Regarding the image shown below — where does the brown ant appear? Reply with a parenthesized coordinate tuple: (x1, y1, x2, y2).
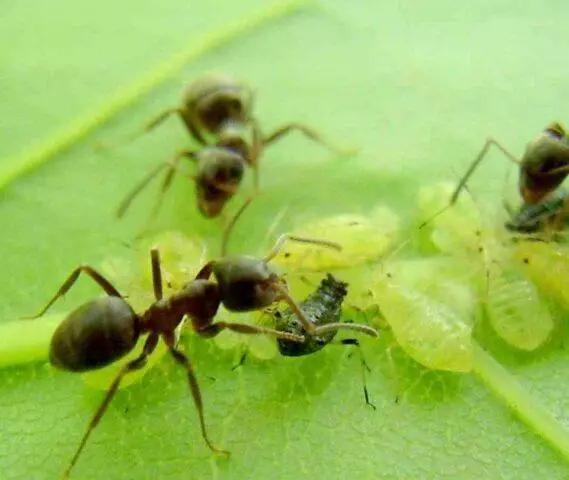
(25, 199, 375, 478)
(113, 73, 352, 220)
(452, 122, 569, 206)
(421, 122, 569, 228)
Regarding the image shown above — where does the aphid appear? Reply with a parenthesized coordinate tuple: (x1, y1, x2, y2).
(27, 200, 376, 478)
(363, 257, 478, 372)
(115, 73, 351, 220)
(275, 273, 376, 408)
(513, 240, 569, 311)
(270, 205, 401, 271)
(417, 182, 555, 352)
(505, 188, 569, 235)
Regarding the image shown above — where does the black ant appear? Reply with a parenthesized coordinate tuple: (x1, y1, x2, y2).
(112, 73, 352, 220)
(25, 198, 362, 478)
(274, 273, 378, 409)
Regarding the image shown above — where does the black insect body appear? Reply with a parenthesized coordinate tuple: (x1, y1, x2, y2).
(274, 274, 376, 409)
(506, 188, 569, 234)
(276, 274, 348, 356)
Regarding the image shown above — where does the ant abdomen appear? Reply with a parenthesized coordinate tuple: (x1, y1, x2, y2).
(50, 297, 140, 372)
(182, 74, 252, 136)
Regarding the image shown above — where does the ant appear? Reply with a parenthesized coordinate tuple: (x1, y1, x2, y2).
(113, 73, 351, 220)
(274, 273, 378, 409)
(25, 198, 359, 478)
(421, 123, 569, 229)
(451, 122, 569, 206)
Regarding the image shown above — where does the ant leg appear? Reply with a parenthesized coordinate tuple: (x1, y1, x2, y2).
(273, 285, 379, 339)
(250, 118, 263, 190)
(221, 195, 258, 256)
(62, 333, 159, 479)
(450, 138, 520, 206)
(98, 109, 181, 151)
(338, 338, 375, 410)
(162, 333, 229, 456)
(116, 150, 195, 219)
(198, 322, 305, 343)
(419, 138, 520, 230)
(264, 234, 342, 263)
(150, 248, 163, 301)
(263, 123, 357, 157)
(24, 267, 123, 319)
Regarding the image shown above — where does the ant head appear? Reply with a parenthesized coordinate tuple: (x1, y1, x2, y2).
(195, 148, 245, 217)
(212, 256, 285, 312)
(183, 74, 252, 135)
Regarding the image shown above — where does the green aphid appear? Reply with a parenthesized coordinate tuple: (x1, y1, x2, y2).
(417, 182, 555, 352)
(365, 257, 477, 372)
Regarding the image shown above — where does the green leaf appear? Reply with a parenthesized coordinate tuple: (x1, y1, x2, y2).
(2, 1, 569, 479)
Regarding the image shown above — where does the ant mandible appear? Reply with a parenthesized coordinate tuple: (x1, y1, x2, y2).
(113, 73, 351, 220)
(26, 198, 361, 478)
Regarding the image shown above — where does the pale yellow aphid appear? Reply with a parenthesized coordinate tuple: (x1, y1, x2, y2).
(417, 182, 555, 352)
(83, 231, 206, 390)
(362, 257, 478, 372)
(513, 240, 569, 310)
(271, 205, 400, 271)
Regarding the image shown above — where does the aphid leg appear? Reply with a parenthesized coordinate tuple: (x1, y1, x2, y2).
(24, 267, 123, 319)
(97, 108, 182, 151)
(62, 333, 160, 479)
(150, 248, 163, 301)
(263, 123, 357, 157)
(162, 332, 229, 456)
(116, 150, 196, 219)
(198, 321, 305, 343)
(231, 347, 249, 371)
(384, 341, 401, 404)
(264, 234, 342, 263)
(339, 338, 376, 410)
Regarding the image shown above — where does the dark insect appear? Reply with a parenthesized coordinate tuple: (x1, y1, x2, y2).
(419, 123, 569, 230)
(114, 73, 351, 220)
(505, 188, 569, 234)
(275, 273, 377, 409)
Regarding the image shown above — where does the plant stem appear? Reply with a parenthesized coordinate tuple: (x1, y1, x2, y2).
(472, 341, 569, 461)
(0, 314, 62, 368)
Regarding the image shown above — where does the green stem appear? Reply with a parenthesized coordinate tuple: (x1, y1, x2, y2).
(0, 314, 62, 368)
(0, 0, 308, 191)
(472, 341, 569, 461)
